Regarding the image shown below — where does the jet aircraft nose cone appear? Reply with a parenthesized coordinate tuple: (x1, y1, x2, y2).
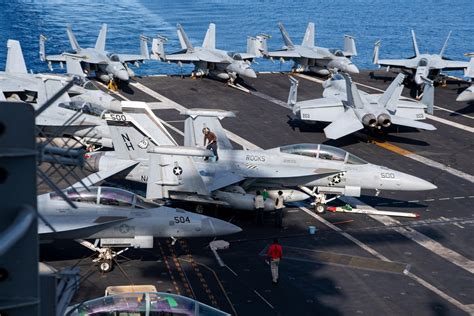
(115, 70, 130, 81)
(456, 88, 473, 102)
(202, 217, 242, 236)
(243, 68, 257, 78)
(345, 63, 359, 74)
(399, 173, 437, 191)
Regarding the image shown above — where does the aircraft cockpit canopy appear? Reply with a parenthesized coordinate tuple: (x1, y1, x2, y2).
(280, 144, 368, 164)
(108, 54, 121, 62)
(229, 52, 243, 60)
(50, 186, 159, 209)
(329, 49, 345, 57)
(68, 292, 229, 316)
(58, 101, 104, 116)
(418, 58, 428, 67)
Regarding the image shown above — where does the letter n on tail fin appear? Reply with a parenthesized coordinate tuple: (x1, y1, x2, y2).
(6, 40, 27, 74)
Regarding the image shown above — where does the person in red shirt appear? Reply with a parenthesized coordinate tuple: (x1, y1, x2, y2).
(266, 238, 283, 284)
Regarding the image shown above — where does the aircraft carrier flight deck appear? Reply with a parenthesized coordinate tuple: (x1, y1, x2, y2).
(39, 70, 474, 316)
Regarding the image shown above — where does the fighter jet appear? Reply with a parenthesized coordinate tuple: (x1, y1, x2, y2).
(151, 23, 258, 82)
(40, 24, 150, 87)
(258, 22, 359, 75)
(1, 39, 120, 147)
(85, 101, 435, 214)
(288, 73, 436, 140)
(373, 30, 469, 86)
(457, 53, 474, 102)
(39, 186, 241, 272)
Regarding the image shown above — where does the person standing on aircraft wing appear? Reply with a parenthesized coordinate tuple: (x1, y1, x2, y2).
(254, 190, 265, 225)
(267, 239, 283, 284)
(275, 191, 285, 229)
(202, 127, 218, 161)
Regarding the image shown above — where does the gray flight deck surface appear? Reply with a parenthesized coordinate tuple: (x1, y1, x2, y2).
(42, 71, 473, 315)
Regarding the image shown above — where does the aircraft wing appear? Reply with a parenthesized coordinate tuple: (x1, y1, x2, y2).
(39, 215, 131, 239)
(266, 50, 301, 59)
(391, 115, 436, 130)
(433, 59, 469, 71)
(377, 58, 414, 69)
(296, 97, 345, 122)
(323, 109, 364, 139)
(165, 52, 200, 62)
(207, 171, 245, 192)
(115, 54, 148, 63)
(0, 75, 39, 93)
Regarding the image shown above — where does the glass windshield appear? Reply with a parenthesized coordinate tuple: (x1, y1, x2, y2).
(69, 292, 230, 315)
(50, 187, 99, 204)
(58, 101, 104, 116)
(99, 187, 135, 207)
(418, 58, 428, 67)
(280, 144, 367, 164)
(82, 81, 99, 90)
(109, 54, 120, 62)
(329, 49, 344, 57)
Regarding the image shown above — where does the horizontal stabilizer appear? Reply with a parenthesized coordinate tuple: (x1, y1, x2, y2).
(6, 40, 27, 74)
(323, 109, 364, 139)
(391, 115, 436, 130)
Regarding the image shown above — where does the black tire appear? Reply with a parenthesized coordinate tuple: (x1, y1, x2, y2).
(99, 260, 113, 273)
(315, 203, 326, 214)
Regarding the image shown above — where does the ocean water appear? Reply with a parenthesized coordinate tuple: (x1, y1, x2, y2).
(0, 0, 472, 76)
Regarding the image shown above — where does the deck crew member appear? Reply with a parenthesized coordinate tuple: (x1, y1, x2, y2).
(203, 127, 218, 161)
(254, 190, 265, 225)
(267, 238, 283, 284)
(275, 191, 285, 228)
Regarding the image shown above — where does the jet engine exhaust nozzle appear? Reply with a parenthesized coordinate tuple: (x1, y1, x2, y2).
(377, 113, 391, 128)
(361, 114, 377, 128)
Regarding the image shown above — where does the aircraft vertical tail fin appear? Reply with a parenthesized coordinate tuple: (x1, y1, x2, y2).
(66, 24, 81, 51)
(301, 22, 314, 47)
(181, 109, 235, 150)
(421, 80, 434, 115)
(439, 31, 452, 57)
(341, 73, 364, 109)
(177, 24, 194, 51)
(247, 34, 269, 57)
(139, 35, 150, 60)
(151, 36, 167, 60)
(287, 76, 299, 110)
(105, 102, 177, 160)
(343, 35, 357, 57)
(202, 23, 216, 49)
(373, 40, 381, 64)
(5, 40, 27, 74)
(39, 35, 47, 62)
(411, 30, 420, 57)
(277, 22, 295, 48)
(465, 53, 474, 78)
(95, 24, 107, 52)
(378, 73, 405, 112)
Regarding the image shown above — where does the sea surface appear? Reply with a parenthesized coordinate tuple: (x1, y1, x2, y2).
(0, 0, 473, 76)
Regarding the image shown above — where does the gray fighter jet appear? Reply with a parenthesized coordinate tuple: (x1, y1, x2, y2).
(40, 24, 149, 85)
(457, 53, 474, 102)
(85, 101, 435, 214)
(373, 30, 469, 86)
(288, 73, 436, 139)
(1, 39, 121, 147)
(258, 22, 358, 75)
(151, 23, 257, 82)
(39, 186, 241, 272)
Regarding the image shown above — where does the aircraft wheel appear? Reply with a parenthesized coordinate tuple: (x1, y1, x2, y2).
(196, 204, 204, 214)
(99, 260, 113, 273)
(314, 203, 326, 214)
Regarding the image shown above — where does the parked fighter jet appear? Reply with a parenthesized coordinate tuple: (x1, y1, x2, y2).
(258, 22, 358, 75)
(373, 30, 469, 86)
(40, 24, 149, 87)
(85, 101, 435, 214)
(151, 23, 257, 82)
(39, 186, 241, 272)
(288, 73, 436, 139)
(457, 53, 474, 102)
(1, 39, 120, 147)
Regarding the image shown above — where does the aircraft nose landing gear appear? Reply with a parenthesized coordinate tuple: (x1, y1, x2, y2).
(76, 239, 129, 273)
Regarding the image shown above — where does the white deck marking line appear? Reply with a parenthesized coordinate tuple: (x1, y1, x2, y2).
(298, 206, 473, 314)
(253, 290, 275, 310)
(296, 74, 474, 132)
(343, 196, 474, 274)
(115, 81, 473, 313)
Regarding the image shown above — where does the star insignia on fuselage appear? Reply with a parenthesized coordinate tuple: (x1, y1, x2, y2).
(173, 166, 183, 176)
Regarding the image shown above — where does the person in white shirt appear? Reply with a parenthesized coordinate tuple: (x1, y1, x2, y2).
(254, 190, 265, 225)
